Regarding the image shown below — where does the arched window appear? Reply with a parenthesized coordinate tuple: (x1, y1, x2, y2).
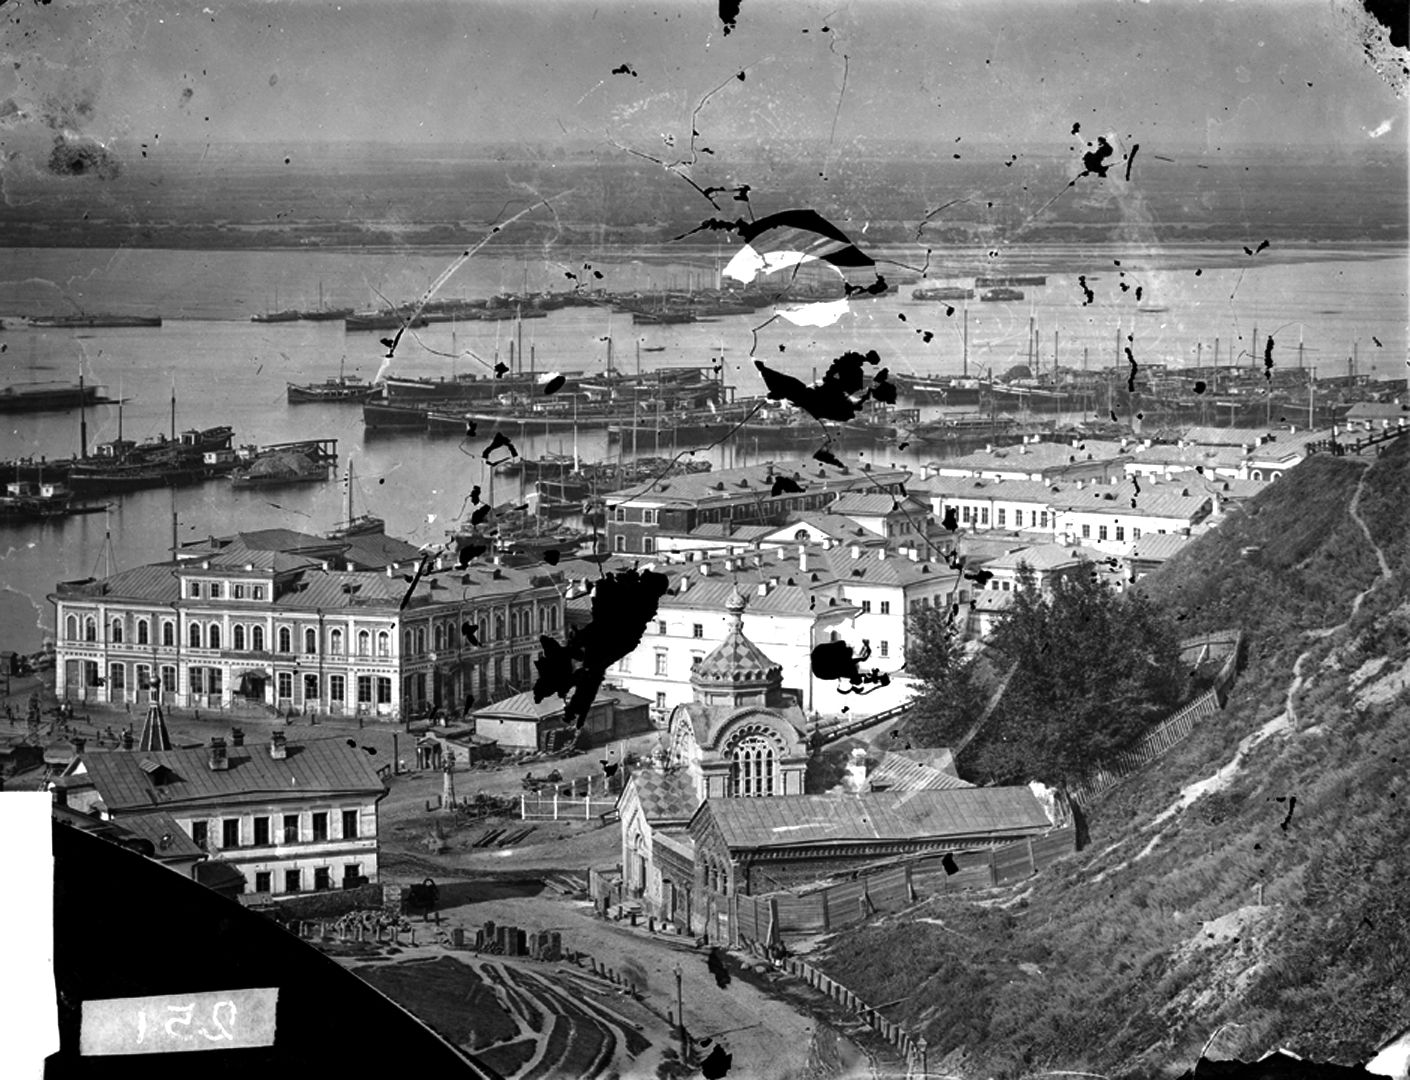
(233, 625, 246, 651)
(548, 607, 558, 632)
(85, 617, 97, 642)
(252, 625, 265, 652)
(478, 619, 487, 644)
(377, 631, 390, 657)
(728, 733, 778, 798)
(404, 630, 413, 656)
(329, 628, 343, 655)
(434, 624, 444, 651)
(305, 628, 317, 654)
(65, 615, 77, 641)
(189, 623, 202, 649)
(415, 628, 425, 654)
(278, 626, 291, 653)
(357, 630, 370, 656)
(111, 619, 124, 644)
(137, 619, 149, 646)
(495, 615, 505, 640)
(162, 620, 175, 647)
(208, 623, 221, 650)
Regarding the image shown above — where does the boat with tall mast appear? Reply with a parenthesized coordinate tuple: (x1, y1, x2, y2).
(327, 457, 384, 538)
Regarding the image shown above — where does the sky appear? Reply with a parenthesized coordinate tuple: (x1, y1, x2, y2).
(0, 0, 1403, 162)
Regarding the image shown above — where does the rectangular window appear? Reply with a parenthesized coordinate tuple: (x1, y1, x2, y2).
(879, 641, 889, 657)
(136, 664, 151, 692)
(330, 674, 345, 703)
(980, 507, 989, 526)
(344, 864, 362, 887)
(342, 810, 358, 839)
(860, 600, 872, 614)
(255, 871, 271, 894)
(1115, 526, 1125, 542)
(880, 601, 890, 615)
(1081, 524, 1091, 539)
(283, 814, 299, 844)
(312, 812, 328, 842)
(1040, 512, 1049, 528)
(614, 508, 626, 522)
(657, 620, 666, 635)
(643, 509, 657, 525)
(253, 816, 270, 846)
(314, 867, 331, 891)
(1099, 525, 1109, 542)
(303, 674, 318, 703)
(1133, 527, 1142, 540)
(692, 624, 703, 638)
(189, 582, 201, 599)
(284, 869, 301, 894)
(617, 654, 630, 674)
(655, 692, 667, 710)
(191, 821, 208, 851)
(210, 669, 222, 696)
(234, 584, 245, 600)
(642, 536, 654, 554)
(253, 586, 265, 600)
(614, 535, 626, 552)
(962, 506, 972, 523)
(357, 676, 372, 704)
(376, 677, 392, 704)
(189, 667, 206, 695)
(997, 509, 1006, 528)
(691, 654, 703, 669)
(222, 819, 240, 849)
(209, 582, 221, 599)
(654, 651, 668, 676)
(277, 671, 292, 700)
(161, 666, 176, 692)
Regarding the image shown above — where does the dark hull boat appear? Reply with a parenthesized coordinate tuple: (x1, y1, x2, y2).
(287, 378, 377, 403)
(0, 383, 116, 413)
(29, 314, 162, 328)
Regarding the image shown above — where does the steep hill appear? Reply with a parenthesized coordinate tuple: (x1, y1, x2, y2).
(814, 438, 1410, 1079)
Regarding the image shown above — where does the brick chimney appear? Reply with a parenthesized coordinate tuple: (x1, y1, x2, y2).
(208, 736, 229, 772)
(270, 730, 288, 760)
(850, 544, 861, 559)
(843, 747, 870, 794)
(230, 727, 244, 748)
(70, 736, 86, 758)
(798, 544, 808, 573)
(908, 547, 920, 562)
(877, 548, 888, 561)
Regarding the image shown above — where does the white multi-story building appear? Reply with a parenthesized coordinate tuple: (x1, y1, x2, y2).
(50, 537, 565, 720)
(62, 729, 385, 899)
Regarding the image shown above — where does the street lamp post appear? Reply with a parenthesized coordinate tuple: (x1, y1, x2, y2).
(674, 964, 686, 1061)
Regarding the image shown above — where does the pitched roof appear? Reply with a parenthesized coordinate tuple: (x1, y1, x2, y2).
(820, 546, 958, 588)
(57, 564, 183, 604)
(826, 492, 929, 517)
(932, 440, 1128, 475)
(604, 460, 911, 506)
(629, 768, 701, 824)
(472, 691, 566, 722)
(918, 476, 1061, 503)
(984, 543, 1093, 573)
(79, 738, 385, 812)
(1049, 478, 1210, 520)
(1128, 532, 1195, 562)
(866, 751, 973, 792)
(762, 511, 883, 543)
(699, 788, 1052, 849)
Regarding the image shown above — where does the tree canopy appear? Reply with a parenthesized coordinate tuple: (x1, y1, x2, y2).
(907, 564, 1186, 789)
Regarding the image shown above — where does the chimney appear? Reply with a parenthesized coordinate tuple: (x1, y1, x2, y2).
(757, 582, 769, 597)
(1109, 474, 1118, 485)
(822, 538, 835, 551)
(230, 727, 244, 748)
(843, 747, 870, 794)
(985, 443, 993, 453)
(850, 544, 861, 560)
(798, 544, 808, 573)
(70, 736, 87, 758)
(208, 736, 229, 772)
(700, 561, 711, 576)
(386, 565, 394, 578)
(120, 729, 133, 751)
(679, 575, 690, 592)
(908, 547, 920, 562)
(270, 731, 288, 760)
(877, 548, 888, 561)
(1076, 480, 1085, 490)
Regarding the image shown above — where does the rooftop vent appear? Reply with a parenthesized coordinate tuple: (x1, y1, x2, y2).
(270, 731, 288, 760)
(230, 727, 244, 748)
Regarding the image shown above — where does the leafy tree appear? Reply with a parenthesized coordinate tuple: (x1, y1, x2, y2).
(903, 601, 989, 750)
(967, 563, 1185, 788)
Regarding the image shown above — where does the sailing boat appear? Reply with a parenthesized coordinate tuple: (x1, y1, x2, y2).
(327, 457, 384, 538)
(252, 285, 299, 323)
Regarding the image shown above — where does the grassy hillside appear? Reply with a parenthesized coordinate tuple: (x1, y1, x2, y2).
(815, 440, 1410, 1078)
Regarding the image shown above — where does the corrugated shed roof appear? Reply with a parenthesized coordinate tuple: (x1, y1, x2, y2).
(79, 738, 385, 811)
(701, 788, 1051, 849)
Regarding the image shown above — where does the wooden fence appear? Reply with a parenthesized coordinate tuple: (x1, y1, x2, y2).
(731, 825, 1077, 945)
(519, 793, 620, 820)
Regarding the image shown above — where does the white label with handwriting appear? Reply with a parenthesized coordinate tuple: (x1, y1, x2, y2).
(80, 988, 278, 1055)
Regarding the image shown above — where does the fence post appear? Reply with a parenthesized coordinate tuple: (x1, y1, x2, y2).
(988, 847, 997, 886)
(905, 863, 915, 904)
(553, 791, 559, 820)
(586, 794, 591, 820)
(520, 792, 525, 819)
(1026, 836, 1036, 876)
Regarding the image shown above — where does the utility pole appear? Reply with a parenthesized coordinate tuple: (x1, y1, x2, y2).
(674, 965, 687, 1060)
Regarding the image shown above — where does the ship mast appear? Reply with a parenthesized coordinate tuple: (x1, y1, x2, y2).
(78, 370, 88, 460)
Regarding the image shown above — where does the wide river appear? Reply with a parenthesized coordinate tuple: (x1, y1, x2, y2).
(0, 243, 1405, 652)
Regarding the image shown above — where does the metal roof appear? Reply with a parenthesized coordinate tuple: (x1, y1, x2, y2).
(698, 788, 1051, 849)
(604, 460, 911, 506)
(79, 737, 385, 812)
